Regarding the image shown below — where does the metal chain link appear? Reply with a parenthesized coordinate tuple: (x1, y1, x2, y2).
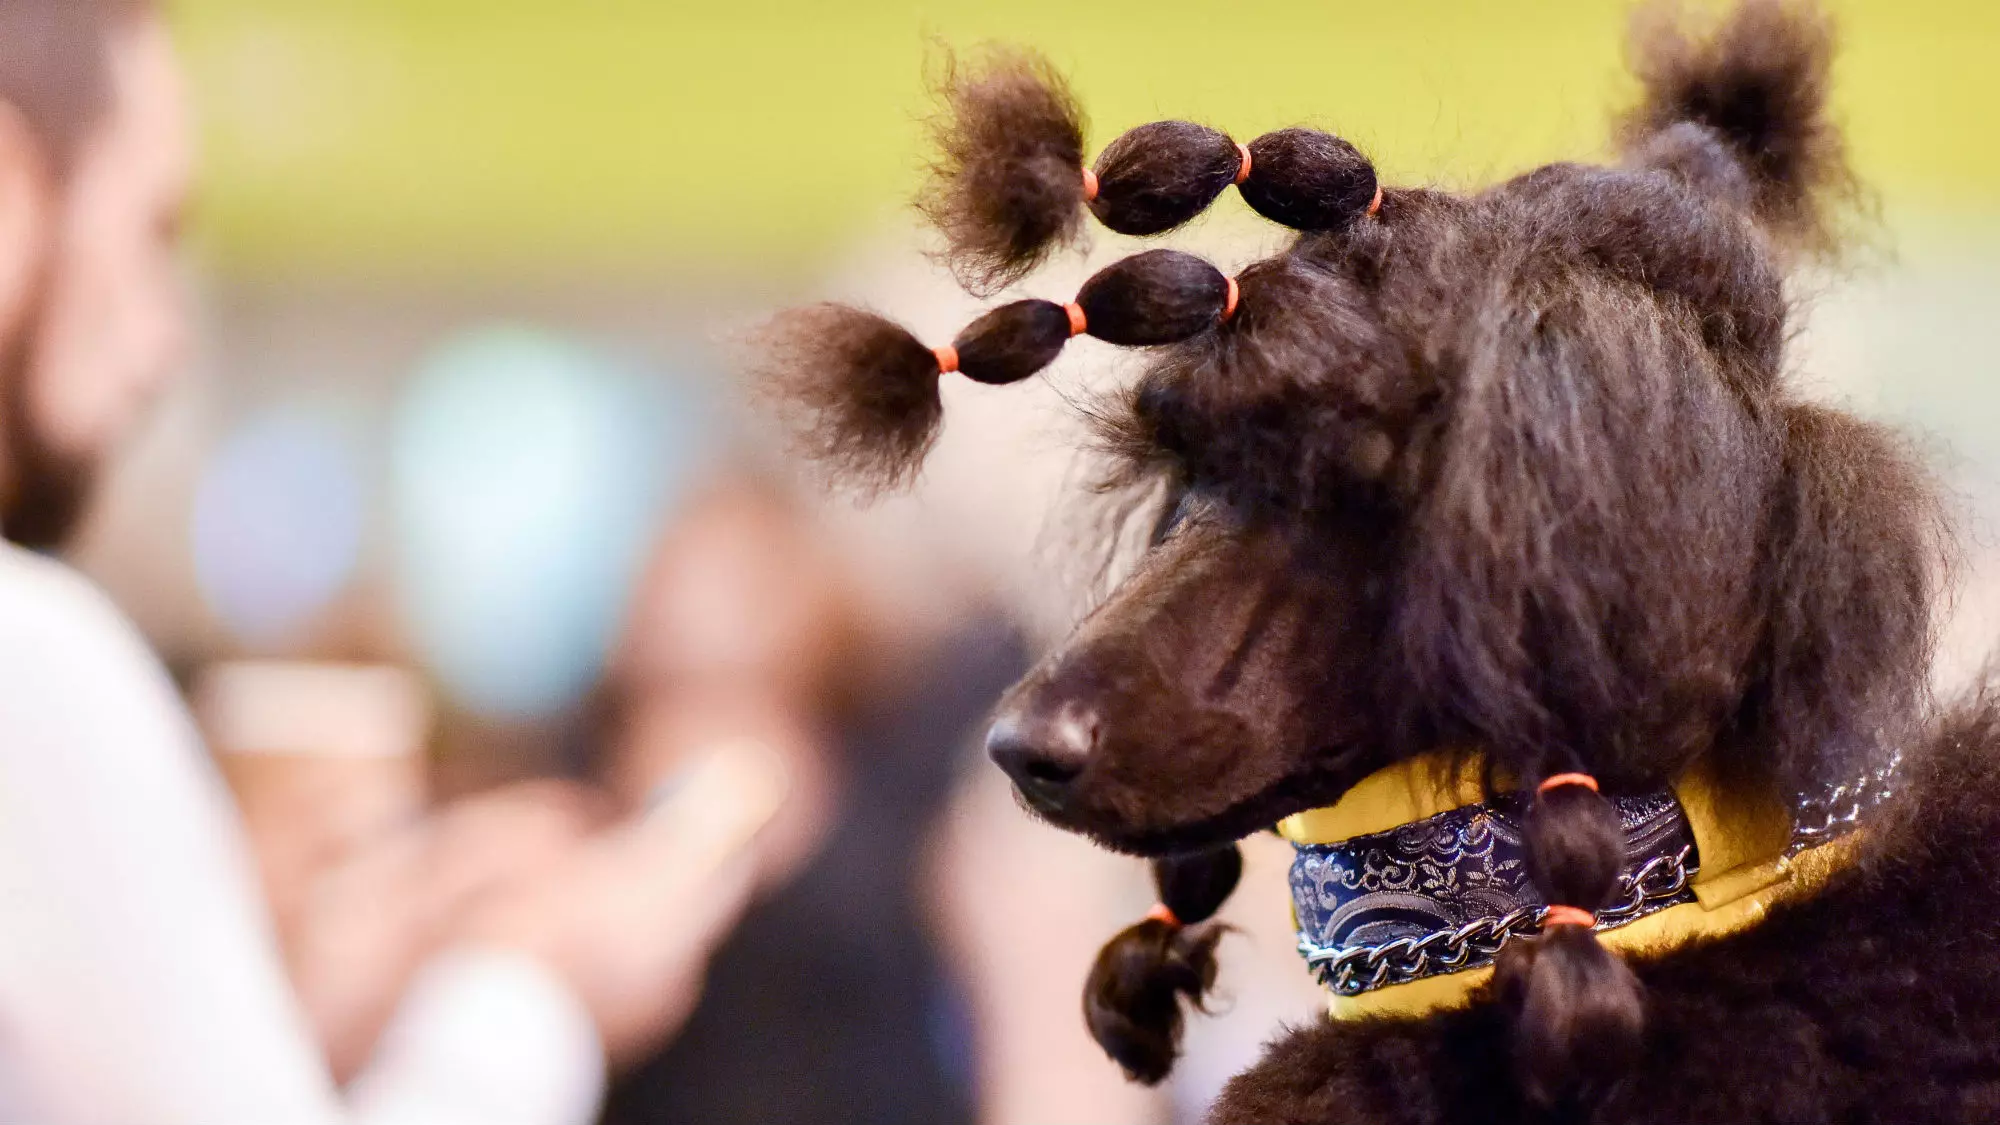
(1297, 747, 1898, 998)
(1301, 844, 1698, 996)
(1787, 747, 1901, 855)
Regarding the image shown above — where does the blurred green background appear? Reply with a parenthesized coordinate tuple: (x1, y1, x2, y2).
(173, 0, 2000, 280)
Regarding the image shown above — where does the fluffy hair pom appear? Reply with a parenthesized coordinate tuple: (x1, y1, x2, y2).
(749, 303, 946, 495)
(917, 47, 1090, 295)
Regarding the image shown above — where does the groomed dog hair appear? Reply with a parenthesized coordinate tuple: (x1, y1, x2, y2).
(1090, 250, 1421, 516)
(917, 52, 1379, 295)
(1621, 0, 1854, 255)
(751, 249, 1238, 494)
(1083, 844, 1241, 1084)
(1497, 782, 1646, 1107)
(917, 47, 1091, 295)
(758, 0, 1935, 1108)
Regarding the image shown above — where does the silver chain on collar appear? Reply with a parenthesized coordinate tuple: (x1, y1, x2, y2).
(1300, 844, 1697, 997)
(1293, 749, 1904, 998)
(1786, 747, 1902, 856)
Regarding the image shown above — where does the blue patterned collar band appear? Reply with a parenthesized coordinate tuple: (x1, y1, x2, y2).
(1288, 752, 1902, 1000)
(1290, 790, 1698, 997)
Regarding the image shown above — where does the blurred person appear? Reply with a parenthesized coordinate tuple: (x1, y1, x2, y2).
(192, 661, 606, 1082)
(196, 663, 441, 950)
(592, 450, 1176, 1124)
(0, 3, 773, 1123)
(596, 474, 993, 1125)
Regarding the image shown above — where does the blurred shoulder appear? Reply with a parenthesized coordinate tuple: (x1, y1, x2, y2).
(0, 540, 162, 687)
(0, 542, 209, 800)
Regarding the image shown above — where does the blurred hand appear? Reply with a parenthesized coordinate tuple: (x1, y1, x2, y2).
(458, 744, 788, 1066)
(291, 779, 603, 1080)
(197, 661, 434, 942)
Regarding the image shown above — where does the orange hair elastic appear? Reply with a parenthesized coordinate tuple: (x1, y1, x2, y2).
(1538, 772, 1599, 795)
(1082, 167, 1100, 202)
(1233, 142, 1253, 186)
(1221, 275, 1240, 322)
(1366, 185, 1384, 217)
(1064, 301, 1088, 337)
(932, 345, 960, 375)
(1542, 905, 1596, 929)
(1146, 903, 1182, 927)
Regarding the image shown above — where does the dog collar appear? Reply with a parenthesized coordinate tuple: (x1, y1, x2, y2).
(1278, 751, 1897, 1020)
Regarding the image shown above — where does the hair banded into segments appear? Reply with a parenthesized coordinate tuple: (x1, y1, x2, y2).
(1087, 120, 1242, 236)
(917, 48, 1384, 288)
(1238, 129, 1382, 232)
(1083, 843, 1242, 1084)
(1087, 123, 1381, 240)
(750, 250, 1241, 497)
(1492, 776, 1646, 1107)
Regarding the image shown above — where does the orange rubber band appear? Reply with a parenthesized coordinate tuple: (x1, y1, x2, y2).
(933, 345, 959, 375)
(1542, 905, 1597, 929)
(1366, 185, 1384, 217)
(1146, 903, 1182, 927)
(1233, 142, 1253, 185)
(1064, 301, 1088, 337)
(1082, 167, 1100, 202)
(1538, 772, 1599, 795)
(1221, 275, 1240, 322)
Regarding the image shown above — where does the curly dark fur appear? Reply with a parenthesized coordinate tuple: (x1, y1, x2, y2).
(917, 47, 1089, 295)
(1087, 120, 1240, 237)
(1098, 252, 1421, 516)
(756, 1, 1978, 1117)
(1083, 917, 1224, 1085)
(1240, 129, 1380, 233)
(1153, 843, 1243, 923)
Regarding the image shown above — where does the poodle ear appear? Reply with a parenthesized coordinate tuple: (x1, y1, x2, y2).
(1730, 403, 1940, 804)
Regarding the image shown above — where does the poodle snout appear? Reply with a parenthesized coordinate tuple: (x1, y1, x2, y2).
(986, 693, 1099, 814)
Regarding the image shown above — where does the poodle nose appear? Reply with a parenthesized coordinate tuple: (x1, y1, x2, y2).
(985, 700, 1097, 811)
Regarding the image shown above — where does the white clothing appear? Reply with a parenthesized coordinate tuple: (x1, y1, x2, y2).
(0, 542, 605, 1125)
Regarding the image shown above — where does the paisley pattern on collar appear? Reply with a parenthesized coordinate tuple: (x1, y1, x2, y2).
(1289, 791, 1699, 996)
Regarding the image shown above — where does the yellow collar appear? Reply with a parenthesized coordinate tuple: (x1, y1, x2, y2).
(1276, 752, 1854, 1020)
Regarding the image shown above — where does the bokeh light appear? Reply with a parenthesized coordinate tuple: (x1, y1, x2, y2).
(192, 408, 367, 646)
(388, 326, 707, 718)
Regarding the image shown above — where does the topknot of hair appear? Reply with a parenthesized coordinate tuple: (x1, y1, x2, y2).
(1622, 0, 1856, 255)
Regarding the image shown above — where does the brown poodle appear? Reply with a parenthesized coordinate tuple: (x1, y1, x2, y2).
(751, 2, 1999, 1120)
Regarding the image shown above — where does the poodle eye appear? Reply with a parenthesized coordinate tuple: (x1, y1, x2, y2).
(1148, 488, 1195, 548)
